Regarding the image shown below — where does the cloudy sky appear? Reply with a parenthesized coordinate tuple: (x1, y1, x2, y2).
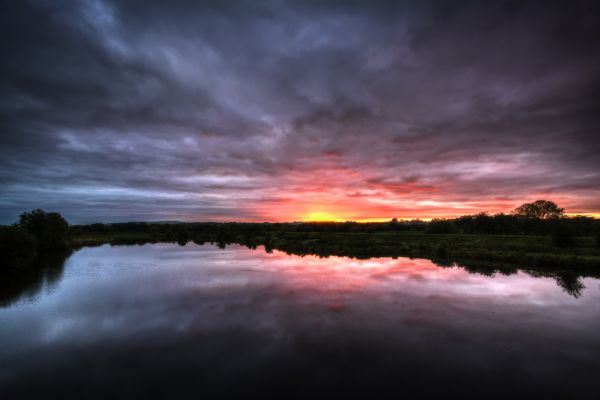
(1, 0, 599, 223)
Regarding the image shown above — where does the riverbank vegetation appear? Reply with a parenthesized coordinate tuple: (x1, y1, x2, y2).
(1, 202, 599, 302)
(0, 203, 598, 268)
(69, 221, 600, 270)
(2, 203, 600, 271)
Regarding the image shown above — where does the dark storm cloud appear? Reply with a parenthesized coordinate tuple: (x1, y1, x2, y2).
(1, 0, 599, 222)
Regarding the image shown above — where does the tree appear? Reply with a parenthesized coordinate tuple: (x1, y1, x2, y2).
(18, 209, 69, 250)
(0, 226, 38, 269)
(512, 200, 564, 219)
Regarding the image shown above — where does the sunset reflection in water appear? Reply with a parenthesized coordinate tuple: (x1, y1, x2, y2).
(1, 243, 599, 399)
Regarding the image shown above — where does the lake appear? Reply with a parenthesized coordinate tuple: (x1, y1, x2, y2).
(1, 243, 599, 399)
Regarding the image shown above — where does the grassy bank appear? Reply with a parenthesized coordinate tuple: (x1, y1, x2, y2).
(68, 229, 600, 273)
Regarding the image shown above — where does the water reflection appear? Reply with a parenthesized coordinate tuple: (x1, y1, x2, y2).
(1, 244, 599, 398)
(1, 243, 592, 307)
(0, 250, 71, 306)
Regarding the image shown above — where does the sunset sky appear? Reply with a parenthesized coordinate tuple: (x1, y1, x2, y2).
(1, 0, 599, 223)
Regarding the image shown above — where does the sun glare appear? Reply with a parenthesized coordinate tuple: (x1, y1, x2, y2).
(302, 211, 346, 222)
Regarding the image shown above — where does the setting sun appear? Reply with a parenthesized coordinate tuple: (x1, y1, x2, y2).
(302, 211, 346, 222)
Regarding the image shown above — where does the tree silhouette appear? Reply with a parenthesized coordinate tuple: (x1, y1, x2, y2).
(512, 200, 564, 219)
(18, 209, 69, 250)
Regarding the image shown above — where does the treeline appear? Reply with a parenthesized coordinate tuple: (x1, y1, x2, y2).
(427, 213, 599, 236)
(70, 219, 426, 236)
(71, 214, 600, 240)
(426, 200, 597, 238)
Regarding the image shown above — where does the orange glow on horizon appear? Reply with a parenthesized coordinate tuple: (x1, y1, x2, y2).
(242, 162, 600, 223)
(296, 212, 600, 223)
(299, 210, 431, 223)
(302, 211, 346, 222)
(253, 183, 600, 223)
(565, 213, 600, 219)
(277, 208, 599, 224)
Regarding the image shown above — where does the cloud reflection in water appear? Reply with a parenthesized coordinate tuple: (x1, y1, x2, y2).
(1, 243, 599, 398)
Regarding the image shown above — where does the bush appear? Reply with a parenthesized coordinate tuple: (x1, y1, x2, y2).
(18, 209, 69, 250)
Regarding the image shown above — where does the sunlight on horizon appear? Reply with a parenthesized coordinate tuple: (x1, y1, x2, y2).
(302, 211, 347, 222)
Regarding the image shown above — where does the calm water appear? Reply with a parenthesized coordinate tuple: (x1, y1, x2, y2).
(1, 243, 599, 398)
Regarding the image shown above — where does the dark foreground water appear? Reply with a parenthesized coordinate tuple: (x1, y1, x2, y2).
(1, 243, 599, 399)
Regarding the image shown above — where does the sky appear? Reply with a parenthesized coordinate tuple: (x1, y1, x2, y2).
(1, 0, 599, 223)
